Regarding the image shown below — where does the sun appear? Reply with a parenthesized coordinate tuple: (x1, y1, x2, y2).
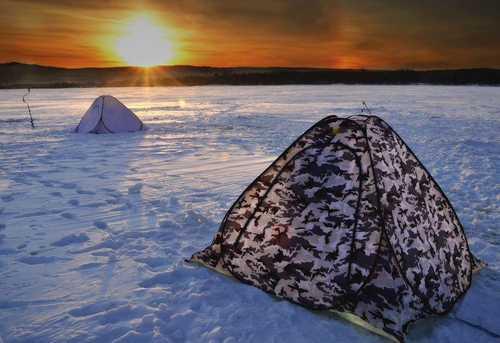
(115, 14, 174, 67)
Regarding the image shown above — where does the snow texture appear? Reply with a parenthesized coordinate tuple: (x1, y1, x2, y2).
(0, 85, 499, 342)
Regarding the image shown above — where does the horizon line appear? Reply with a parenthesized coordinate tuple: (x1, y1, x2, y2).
(2, 61, 499, 73)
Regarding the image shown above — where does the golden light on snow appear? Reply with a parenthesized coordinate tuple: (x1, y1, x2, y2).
(115, 14, 176, 67)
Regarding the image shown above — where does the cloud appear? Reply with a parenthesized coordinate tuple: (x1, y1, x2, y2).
(0, 0, 499, 68)
(338, 0, 500, 68)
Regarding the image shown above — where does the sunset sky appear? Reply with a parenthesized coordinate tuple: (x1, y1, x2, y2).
(1, 0, 499, 69)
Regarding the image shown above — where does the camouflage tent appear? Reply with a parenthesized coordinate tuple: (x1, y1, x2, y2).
(190, 115, 482, 342)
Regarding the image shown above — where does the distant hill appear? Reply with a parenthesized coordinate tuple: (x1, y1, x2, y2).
(1, 62, 499, 88)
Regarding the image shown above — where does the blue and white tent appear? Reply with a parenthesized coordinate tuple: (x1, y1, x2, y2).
(75, 95, 143, 134)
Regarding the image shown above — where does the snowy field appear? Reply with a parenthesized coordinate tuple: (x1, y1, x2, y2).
(0, 85, 499, 343)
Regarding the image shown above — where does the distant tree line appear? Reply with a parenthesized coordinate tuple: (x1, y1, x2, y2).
(182, 69, 500, 86)
(1, 62, 499, 88)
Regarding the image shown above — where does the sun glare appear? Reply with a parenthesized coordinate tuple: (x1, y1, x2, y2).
(115, 14, 174, 67)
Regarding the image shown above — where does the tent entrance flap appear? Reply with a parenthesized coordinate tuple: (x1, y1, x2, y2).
(75, 96, 103, 133)
(226, 141, 365, 305)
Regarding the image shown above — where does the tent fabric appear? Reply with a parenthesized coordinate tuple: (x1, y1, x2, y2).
(75, 95, 143, 134)
(189, 115, 482, 342)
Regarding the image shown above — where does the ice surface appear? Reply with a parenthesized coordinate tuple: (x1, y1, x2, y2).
(0, 85, 499, 342)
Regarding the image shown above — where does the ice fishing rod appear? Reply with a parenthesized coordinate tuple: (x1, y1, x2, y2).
(361, 101, 372, 114)
(22, 88, 35, 128)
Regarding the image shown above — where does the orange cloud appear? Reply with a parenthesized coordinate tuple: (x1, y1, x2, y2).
(1, 0, 498, 69)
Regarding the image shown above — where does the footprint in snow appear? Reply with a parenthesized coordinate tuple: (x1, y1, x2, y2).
(106, 198, 119, 205)
(94, 220, 108, 230)
(77, 189, 96, 195)
(18, 255, 70, 265)
(128, 183, 143, 194)
(50, 191, 63, 197)
(68, 199, 80, 206)
(158, 220, 176, 229)
(60, 212, 76, 220)
(51, 233, 89, 247)
(39, 180, 54, 188)
(72, 262, 104, 271)
(1, 194, 14, 202)
(103, 187, 117, 193)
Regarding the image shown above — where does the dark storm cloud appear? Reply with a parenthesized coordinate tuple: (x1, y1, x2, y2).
(341, 0, 500, 68)
(168, 0, 337, 36)
(11, 0, 339, 36)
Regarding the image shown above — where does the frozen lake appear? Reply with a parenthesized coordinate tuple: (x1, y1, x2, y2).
(0, 85, 499, 342)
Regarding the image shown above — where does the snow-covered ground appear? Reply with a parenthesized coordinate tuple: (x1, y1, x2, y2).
(0, 85, 499, 343)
